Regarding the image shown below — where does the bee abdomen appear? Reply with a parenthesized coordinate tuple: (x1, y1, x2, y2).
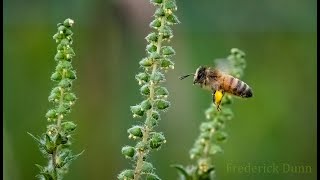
(232, 79, 253, 98)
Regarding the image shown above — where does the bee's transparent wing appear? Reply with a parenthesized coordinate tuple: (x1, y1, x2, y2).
(213, 58, 233, 74)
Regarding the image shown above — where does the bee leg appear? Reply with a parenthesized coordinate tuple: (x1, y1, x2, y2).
(212, 90, 216, 104)
(213, 90, 224, 111)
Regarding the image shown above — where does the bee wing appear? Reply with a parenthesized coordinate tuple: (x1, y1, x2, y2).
(213, 58, 233, 74)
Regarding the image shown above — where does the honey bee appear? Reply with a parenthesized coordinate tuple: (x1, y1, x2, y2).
(179, 64, 253, 111)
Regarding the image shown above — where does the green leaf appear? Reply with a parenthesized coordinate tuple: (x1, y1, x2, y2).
(27, 132, 41, 143)
(171, 164, 191, 180)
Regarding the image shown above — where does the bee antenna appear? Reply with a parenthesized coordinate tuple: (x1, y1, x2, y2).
(179, 74, 194, 80)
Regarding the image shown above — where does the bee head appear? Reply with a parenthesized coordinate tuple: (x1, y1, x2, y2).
(193, 66, 207, 85)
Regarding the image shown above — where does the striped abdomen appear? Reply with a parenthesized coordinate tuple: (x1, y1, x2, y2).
(222, 75, 253, 98)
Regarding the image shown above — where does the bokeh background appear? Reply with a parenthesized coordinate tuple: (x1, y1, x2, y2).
(4, 0, 316, 179)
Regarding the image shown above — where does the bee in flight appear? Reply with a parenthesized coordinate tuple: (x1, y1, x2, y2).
(179, 61, 253, 111)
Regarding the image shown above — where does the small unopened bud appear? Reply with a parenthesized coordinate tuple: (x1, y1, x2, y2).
(121, 146, 136, 158)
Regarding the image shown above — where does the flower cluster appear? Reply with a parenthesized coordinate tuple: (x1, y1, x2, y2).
(118, 0, 179, 180)
(173, 49, 247, 179)
(29, 18, 82, 180)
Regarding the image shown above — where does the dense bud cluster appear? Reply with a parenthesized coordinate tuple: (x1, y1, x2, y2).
(173, 49, 248, 180)
(119, 0, 179, 179)
(29, 18, 82, 180)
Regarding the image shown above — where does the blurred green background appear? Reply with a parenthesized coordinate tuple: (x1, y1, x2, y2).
(4, 0, 316, 179)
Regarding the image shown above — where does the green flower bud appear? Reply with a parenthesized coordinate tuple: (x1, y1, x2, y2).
(57, 44, 64, 51)
(146, 32, 158, 43)
(60, 39, 70, 46)
(44, 134, 55, 154)
(128, 126, 143, 138)
(58, 25, 67, 33)
(139, 57, 153, 67)
(140, 99, 152, 111)
(149, 132, 166, 149)
(151, 111, 160, 120)
(160, 58, 174, 69)
(48, 91, 60, 103)
(58, 79, 72, 88)
(146, 44, 157, 53)
(141, 161, 154, 173)
(162, 26, 173, 40)
(150, 19, 162, 29)
(64, 92, 77, 102)
(65, 70, 76, 80)
(121, 146, 136, 158)
(136, 72, 150, 84)
(164, 0, 177, 11)
(150, 72, 165, 83)
(56, 104, 69, 115)
(221, 94, 233, 105)
(65, 29, 73, 36)
(51, 72, 62, 81)
(149, 52, 161, 59)
(140, 84, 150, 96)
(154, 99, 170, 110)
(53, 33, 63, 41)
(46, 109, 57, 121)
(145, 173, 161, 180)
(54, 52, 65, 61)
(130, 105, 145, 117)
(161, 46, 175, 56)
(146, 117, 158, 127)
(118, 169, 134, 180)
(216, 131, 228, 142)
(63, 18, 74, 27)
(218, 108, 233, 121)
(61, 121, 77, 134)
(150, 0, 162, 5)
(199, 122, 213, 132)
(155, 87, 169, 97)
(166, 14, 180, 24)
(154, 8, 165, 17)
(209, 144, 223, 155)
(189, 147, 202, 159)
(55, 133, 67, 145)
(56, 61, 72, 70)
(136, 141, 148, 151)
(231, 48, 244, 56)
